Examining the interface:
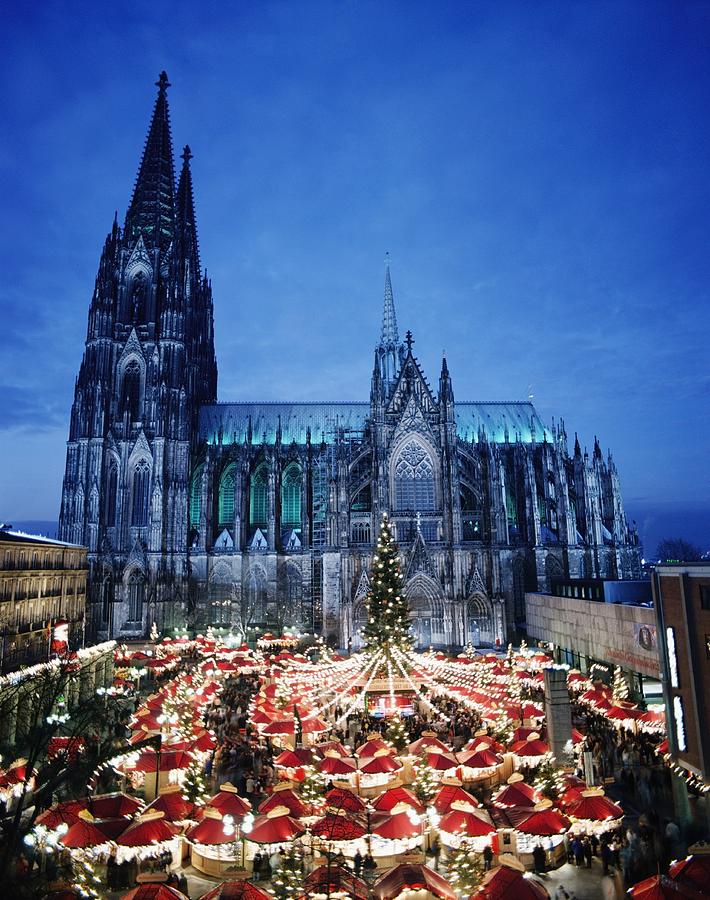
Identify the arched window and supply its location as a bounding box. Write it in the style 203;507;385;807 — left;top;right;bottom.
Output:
250;464;268;530
351;522;371;545
393;441;436;512
248;568;267;623
106;463;118;526
190;465;204;528
281;463;301;530
350;484;372;513
127;571;144;622
120;360;141;420
286;566;303;625
218;464;236;527
131;460;150;526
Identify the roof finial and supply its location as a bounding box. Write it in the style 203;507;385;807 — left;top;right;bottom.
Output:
156;71;171;91
405;330;414;350
181;144;193;163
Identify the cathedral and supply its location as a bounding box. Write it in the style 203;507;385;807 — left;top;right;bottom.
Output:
59;74;641;648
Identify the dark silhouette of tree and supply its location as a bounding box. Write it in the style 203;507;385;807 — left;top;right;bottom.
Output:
656;538;703;563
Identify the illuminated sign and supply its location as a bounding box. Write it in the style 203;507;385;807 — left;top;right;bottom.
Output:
673;696;687;752
666;626;679;688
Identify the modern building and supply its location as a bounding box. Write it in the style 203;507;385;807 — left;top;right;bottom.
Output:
653;564;710;788
58;73;642;647
0;530;88;672
526;579;659;699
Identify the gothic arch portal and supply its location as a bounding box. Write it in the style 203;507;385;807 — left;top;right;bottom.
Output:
466;593;495;646
404;572;444;649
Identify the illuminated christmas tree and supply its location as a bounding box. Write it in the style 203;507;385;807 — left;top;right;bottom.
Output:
412;760;437;803
297;765;325;808
612;665;629;702
150;621;159;642
447;842;485;896
182;756;210;806
386;715;409;753
270;842;303;899
363;513;413;657
533;758;567;800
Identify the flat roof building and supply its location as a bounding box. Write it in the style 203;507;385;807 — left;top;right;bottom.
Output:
0;530;88;672
652;564;710;793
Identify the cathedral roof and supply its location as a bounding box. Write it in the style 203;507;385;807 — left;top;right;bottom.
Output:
199;400;550;446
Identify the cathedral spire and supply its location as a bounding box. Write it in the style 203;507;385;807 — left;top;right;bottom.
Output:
177;144;200;269
124;71;176;251
376;254;404;398
381;252;399;346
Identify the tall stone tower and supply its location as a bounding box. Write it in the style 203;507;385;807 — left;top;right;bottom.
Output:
59;73;217;639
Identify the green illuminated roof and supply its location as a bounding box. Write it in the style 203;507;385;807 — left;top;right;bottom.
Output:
199;400;551;446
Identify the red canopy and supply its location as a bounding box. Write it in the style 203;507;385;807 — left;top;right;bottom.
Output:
314;740;349;758
408;736;450;755
325;787;367;812
274;748;315;768
132;749;193;772
372;786;425;814
208;786;251;817
262;719;295;736
567;794;623;821
426;750;458;771
120;886;189;900
59;819;109;849
359;754;401;775
117;814;178;847
197;883;271;900
259;789;307;818
311;812;366;840
356;738;392;757
301;716;330;734
439;808;495;838
303;865;369;900
629;874;706;899
187;814;238;846
510;739;550;758
607;705;641;721
247;812;305;844
458;748;502;768
36;800;84;828
85;792;144;818
372;810;423;840
373;863;456;900
517;809;571;835
476;865;550;899
668;856;710;892
320;755;357;776
143;790;196;822
492;781;538;809
431;784;479;814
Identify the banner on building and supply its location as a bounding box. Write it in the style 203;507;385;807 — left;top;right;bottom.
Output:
634;623;657;651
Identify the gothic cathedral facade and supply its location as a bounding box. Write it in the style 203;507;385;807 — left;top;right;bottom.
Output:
59;75;641;648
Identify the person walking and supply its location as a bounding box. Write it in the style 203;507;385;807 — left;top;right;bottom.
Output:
483;843;494;871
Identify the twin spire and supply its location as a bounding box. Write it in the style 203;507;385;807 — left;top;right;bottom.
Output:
124;72;198;260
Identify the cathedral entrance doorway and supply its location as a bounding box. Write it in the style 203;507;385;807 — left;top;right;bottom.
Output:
404;574;444;649
466;594;495;646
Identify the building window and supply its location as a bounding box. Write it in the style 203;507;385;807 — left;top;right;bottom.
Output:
250;464;268;530
131;461;150;526
281;463;301;530
190;465;203;528
218;464;237;527
393;441;436;512
351;522;371;545
106;463;118;526
120;360;141;420
666;626;680;688
673;696;687;752
127;573;144;622
700;585;710;611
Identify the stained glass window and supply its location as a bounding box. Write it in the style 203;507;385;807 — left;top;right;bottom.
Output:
393;441;436;511
190;465;203;528
250;464;268;529
120;360;141;420
131;460;150;526
281;463;301;529
127;572;144;621
106;464;118;526
219;464;236;526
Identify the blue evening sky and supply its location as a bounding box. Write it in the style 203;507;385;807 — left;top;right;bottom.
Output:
1;1;709;552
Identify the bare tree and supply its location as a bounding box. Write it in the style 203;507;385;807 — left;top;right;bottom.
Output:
230;582;255;641
656;537;703;563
